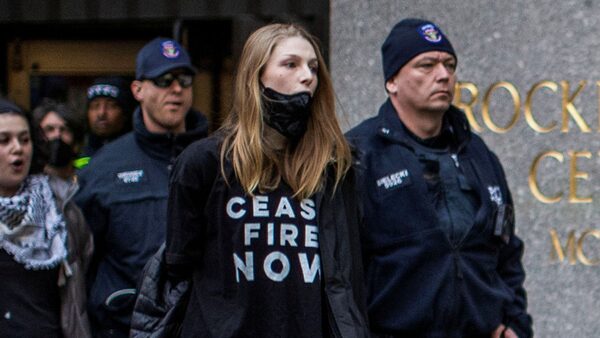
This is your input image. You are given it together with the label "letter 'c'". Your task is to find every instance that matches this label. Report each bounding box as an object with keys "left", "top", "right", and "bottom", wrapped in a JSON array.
[{"left": 227, "top": 196, "right": 246, "bottom": 219}]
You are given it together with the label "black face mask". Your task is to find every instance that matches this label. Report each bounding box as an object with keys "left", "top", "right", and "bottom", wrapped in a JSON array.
[
  {"left": 261, "top": 87, "right": 313, "bottom": 141},
  {"left": 47, "top": 138, "right": 76, "bottom": 168}
]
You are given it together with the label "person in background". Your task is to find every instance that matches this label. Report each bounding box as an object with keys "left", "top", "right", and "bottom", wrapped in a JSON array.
[
  {"left": 75, "top": 37, "right": 208, "bottom": 338},
  {"left": 153, "top": 23, "right": 368, "bottom": 337},
  {"left": 76, "top": 77, "right": 134, "bottom": 169},
  {"left": 0, "top": 98, "right": 92, "bottom": 338},
  {"left": 346, "top": 18, "right": 532, "bottom": 338},
  {"left": 33, "top": 98, "right": 85, "bottom": 180}
]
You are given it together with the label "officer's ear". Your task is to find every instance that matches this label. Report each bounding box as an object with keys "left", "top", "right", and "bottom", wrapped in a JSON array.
[
  {"left": 131, "top": 81, "right": 143, "bottom": 101},
  {"left": 385, "top": 75, "right": 398, "bottom": 94}
]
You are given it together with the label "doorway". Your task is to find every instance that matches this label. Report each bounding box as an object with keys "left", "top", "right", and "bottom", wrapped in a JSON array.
[{"left": 7, "top": 39, "right": 217, "bottom": 125}]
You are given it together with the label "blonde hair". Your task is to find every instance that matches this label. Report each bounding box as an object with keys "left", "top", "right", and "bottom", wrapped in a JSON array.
[{"left": 220, "top": 23, "right": 351, "bottom": 200}]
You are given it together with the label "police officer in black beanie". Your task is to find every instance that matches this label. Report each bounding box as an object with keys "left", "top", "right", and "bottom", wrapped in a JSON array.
[
  {"left": 77, "top": 77, "right": 134, "bottom": 168},
  {"left": 347, "top": 18, "right": 533, "bottom": 338}
]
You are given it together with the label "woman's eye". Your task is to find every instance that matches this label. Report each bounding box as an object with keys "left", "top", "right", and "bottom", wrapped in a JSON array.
[{"left": 285, "top": 62, "right": 296, "bottom": 68}]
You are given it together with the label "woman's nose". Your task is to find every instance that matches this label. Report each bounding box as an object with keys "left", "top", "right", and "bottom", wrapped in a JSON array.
[
  {"left": 300, "top": 65, "right": 315, "bottom": 87},
  {"left": 10, "top": 138, "right": 23, "bottom": 153}
]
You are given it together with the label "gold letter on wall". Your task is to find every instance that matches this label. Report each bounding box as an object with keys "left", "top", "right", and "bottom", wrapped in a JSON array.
[
  {"left": 453, "top": 82, "right": 482, "bottom": 132},
  {"left": 482, "top": 81, "right": 521, "bottom": 133},
  {"left": 529, "top": 151, "right": 564, "bottom": 203},
  {"left": 525, "top": 81, "right": 558, "bottom": 133},
  {"left": 576, "top": 230, "right": 600, "bottom": 266},
  {"left": 550, "top": 229, "right": 577, "bottom": 265},
  {"left": 561, "top": 81, "right": 591, "bottom": 133},
  {"left": 568, "top": 150, "right": 592, "bottom": 203}
]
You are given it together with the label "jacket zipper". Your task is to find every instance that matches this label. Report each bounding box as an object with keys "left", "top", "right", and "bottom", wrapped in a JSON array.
[{"left": 448, "top": 250, "right": 463, "bottom": 334}]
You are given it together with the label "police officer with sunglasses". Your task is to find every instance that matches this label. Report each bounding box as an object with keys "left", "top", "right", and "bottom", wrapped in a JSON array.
[{"left": 75, "top": 37, "right": 208, "bottom": 338}]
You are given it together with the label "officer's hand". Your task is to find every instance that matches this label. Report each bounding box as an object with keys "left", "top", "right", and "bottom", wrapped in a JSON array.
[{"left": 491, "top": 324, "right": 518, "bottom": 338}]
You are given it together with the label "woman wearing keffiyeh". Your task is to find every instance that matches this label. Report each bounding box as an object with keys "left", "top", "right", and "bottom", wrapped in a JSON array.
[{"left": 0, "top": 98, "right": 93, "bottom": 338}]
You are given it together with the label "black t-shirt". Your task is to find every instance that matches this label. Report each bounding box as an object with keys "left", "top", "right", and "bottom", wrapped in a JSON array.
[
  {"left": 225, "top": 185, "right": 323, "bottom": 338},
  {"left": 0, "top": 249, "right": 62, "bottom": 338}
]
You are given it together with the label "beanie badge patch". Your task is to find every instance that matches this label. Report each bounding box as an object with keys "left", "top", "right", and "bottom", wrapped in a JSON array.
[
  {"left": 161, "top": 41, "right": 180, "bottom": 59},
  {"left": 419, "top": 24, "right": 442, "bottom": 43},
  {"left": 87, "top": 84, "right": 119, "bottom": 99}
]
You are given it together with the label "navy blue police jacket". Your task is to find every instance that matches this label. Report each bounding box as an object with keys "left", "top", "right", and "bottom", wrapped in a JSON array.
[
  {"left": 75, "top": 107, "right": 208, "bottom": 334},
  {"left": 346, "top": 99, "right": 532, "bottom": 338}
]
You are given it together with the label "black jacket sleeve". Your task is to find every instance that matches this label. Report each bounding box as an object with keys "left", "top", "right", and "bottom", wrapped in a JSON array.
[
  {"left": 130, "top": 244, "right": 191, "bottom": 338},
  {"left": 165, "top": 140, "right": 219, "bottom": 281},
  {"left": 74, "top": 167, "right": 108, "bottom": 290}
]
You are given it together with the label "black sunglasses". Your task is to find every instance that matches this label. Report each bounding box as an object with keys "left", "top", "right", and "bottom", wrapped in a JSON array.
[{"left": 148, "top": 73, "right": 193, "bottom": 88}]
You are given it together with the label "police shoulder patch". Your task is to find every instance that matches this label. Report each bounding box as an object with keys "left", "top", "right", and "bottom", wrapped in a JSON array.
[{"left": 487, "top": 185, "right": 503, "bottom": 206}]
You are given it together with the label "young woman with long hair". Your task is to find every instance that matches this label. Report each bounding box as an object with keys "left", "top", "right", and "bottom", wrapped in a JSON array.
[{"left": 162, "top": 23, "right": 368, "bottom": 337}]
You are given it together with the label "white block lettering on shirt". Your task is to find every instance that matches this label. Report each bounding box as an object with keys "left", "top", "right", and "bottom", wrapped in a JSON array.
[
  {"left": 264, "top": 251, "right": 290, "bottom": 282},
  {"left": 253, "top": 195, "right": 269, "bottom": 217},
  {"left": 244, "top": 223, "right": 261, "bottom": 245},
  {"left": 299, "top": 253, "right": 321, "bottom": 283},
  {"left": 300, "top": 199, "right": 316, "bottom": 220},
  {"left": 234, "top": 252, "right": 255, "bottom": 282},
  {"left": 280, "top": 223, "right": 299, "bottom": 247},
  {"left": 226, "top": 196, "right": 246, "bottom": 219},
  {"left": 275, "top": 197, "right": 295, "bottom": 218}
]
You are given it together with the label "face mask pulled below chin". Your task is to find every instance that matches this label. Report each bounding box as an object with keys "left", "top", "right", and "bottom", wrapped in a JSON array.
[
  {"left": 48, "top": 138, "right": 76, "bottom": 168},
  {"left": 261, "top": 87, "right": 313, "bottom": 141}
]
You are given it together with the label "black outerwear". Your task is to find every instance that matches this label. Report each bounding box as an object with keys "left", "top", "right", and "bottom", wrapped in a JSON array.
[
  {"left": 75, "top": 107, "right": 208, "bottom": 337},
  {"left": 346, "top": 100, "right": 533, "bottom": 338},
  {"left": 80, "top": 132, "right": 118, "bottom": 158},
  {"left": 77, "top": 124, "right": 132, "bottom": 170},
  {"left": 164, "top": 134, "right": 369, "bottom": 338},
  {"left": 130, "top": 243, "right": 190, "bottom": 338}
]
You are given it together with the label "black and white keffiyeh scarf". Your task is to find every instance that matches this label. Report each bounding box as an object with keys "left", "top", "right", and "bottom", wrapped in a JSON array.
[{"left": 0, "top": 174, "right": 67, "bottom": 270}]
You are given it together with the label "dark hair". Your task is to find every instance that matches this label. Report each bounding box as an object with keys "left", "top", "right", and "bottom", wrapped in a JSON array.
[
  {"left": 0, "top": 98, "right": 47, "bottom": 174},
  {"left": 32, "top": 98, "right": 86, "bottom": 145}
]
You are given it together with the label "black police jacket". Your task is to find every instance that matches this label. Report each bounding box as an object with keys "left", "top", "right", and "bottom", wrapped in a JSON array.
[
  {"left": 164, "top": 134, "right": 369, "bottom": 337},
  {"left": 75, "top": 107, "right": 208, "bottom": 334},
  {"left": 346, "top": 99, "right": 533, "bottom": 338}
]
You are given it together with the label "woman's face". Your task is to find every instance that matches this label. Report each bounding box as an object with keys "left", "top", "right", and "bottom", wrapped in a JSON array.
[
  {"left": 260, "top": 36, "right": 319, "bottom": 96},
  {"left": 0, "top": 114, "right": 33, "bottom": 196}
]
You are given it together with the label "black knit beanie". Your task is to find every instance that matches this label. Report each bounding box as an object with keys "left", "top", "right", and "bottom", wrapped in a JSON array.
[
  {"left": 87, "top": 77, "right": 134, "bottom": 113},
  {"left": 381, "top": 18, "right": 456, "bottom": 82},
  {"left": 0, "top": 98, "right": 22, "bottom": 114}
]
